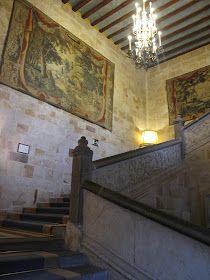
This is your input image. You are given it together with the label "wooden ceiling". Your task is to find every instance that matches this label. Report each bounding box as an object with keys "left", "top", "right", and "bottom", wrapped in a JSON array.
[{"left": 62, "top": 0, "right": 210, "bottom": 65}]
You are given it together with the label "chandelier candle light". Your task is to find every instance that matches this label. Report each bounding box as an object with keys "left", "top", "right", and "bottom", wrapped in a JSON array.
[{"left": 128, "top": 0, "right": 162, "bottom": 70}]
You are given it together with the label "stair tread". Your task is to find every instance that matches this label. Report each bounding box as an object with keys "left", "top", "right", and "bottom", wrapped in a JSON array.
[
  {"left": 27, "top": 207, "right": 69, "bottom": 210},
  {"left": 37, "top": 202, "right": 70, "bottom": 207},
  {"left": 70, "top": 264, "right": 108, "bottom": 275},
  {"left": 0, "top": 250, "right": 88, "bottom": 275},
  {"left": 0, "top": 268, "right": 81, "bottom": 279},
  {"left": 9, "top": 212, "right": 68, "bottom": 218},
  {"left": 3, "top": 219, "right": 61, "bottom": 225}
]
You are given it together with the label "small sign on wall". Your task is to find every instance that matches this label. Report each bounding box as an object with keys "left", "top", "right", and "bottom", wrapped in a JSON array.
[{"left": 17, "top": 143, "right": 30, "bottom": 154}]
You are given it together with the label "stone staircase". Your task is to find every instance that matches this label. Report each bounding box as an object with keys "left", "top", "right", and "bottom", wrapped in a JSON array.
[
  {"left": 0, "top": 196, "right": 70, "bottom": 236},
  {"left": 0, "top": 248, "right": 108, "bottom": 279},
  {"left": 0, "top": 195, "right": 108, "bottom": 279}
]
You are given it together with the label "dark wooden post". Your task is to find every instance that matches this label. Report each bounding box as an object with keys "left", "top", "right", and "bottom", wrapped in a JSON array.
[
  {"left": 66, "top": 136, "right": 93, "bottom": 251},
  {"left": 174, "top": 114, "right": 185, "bottom": 158}
]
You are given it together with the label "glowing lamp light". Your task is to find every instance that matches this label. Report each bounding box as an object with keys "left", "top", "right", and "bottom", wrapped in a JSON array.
[{"left": 142, "top": 130, "right": 158, "bottom": 145}]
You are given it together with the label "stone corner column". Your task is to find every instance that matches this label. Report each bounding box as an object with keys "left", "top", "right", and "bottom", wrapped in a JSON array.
[
  {"left": 65, "top": 136, "right": 93, "bottom": 251},
  {"left": 174, "top": 114, "right": 185, "bottom": 158}
]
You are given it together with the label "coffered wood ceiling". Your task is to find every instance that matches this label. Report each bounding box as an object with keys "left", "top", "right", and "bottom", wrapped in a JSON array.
[{"left": 62, "top": 0, "right": 210, "bottom": 65}]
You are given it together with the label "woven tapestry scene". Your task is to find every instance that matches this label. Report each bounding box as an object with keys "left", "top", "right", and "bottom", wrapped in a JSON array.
[
  {"left": 0, "top": 0, "right": 114, "bottom": 130},
  {"left": 166, "top": 65, "right": 210, "bottom": 125}
]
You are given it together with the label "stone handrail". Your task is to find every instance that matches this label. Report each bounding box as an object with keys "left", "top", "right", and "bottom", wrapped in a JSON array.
[
  {"left": 183, "top": 112, "right": 210, "bottom": 155},
  {"left": 82, "top": 181, "right": 210, "bottom": 280},
  {"left": 92, "top": 139, "right": 182, "bottom": 192},
  {"left": 123, "top": 163, "right": 185, "bottom": 200},
  {"left": 184, "top": 111, "right": 210, "bottom": 130},
  {"left": 94, "top": 139, "right": 181, "bottom": 169},
  {"left": 83, "top": 180, "right": 210, "bottom": 245}
]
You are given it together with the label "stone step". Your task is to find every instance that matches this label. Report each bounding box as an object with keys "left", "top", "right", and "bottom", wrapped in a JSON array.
[
  {"left": 0, "top": 250, "right": 87, "bottom": 275},
  {"left": 0, "top": 250, "right": 108, "bottom": 280},
  {"left": 23, "top": 207, "right": 69, "bottom": 215},
  {"left": 0, "top": 219, "right": 66, "bottom": 235},
  {"left": 0, "top": 267, "right": 108, "bottom": 280},
  {"left": 49, "top": 197, "right": 70, "bottom": 203},
  {"left": 71, "top": 264, "right": 109, "bottom": 280},
  {"left": 37, "top": 202, "right": 70, "bottom": 208},
  {"left": 5, "top": 212, "right": 69, "bottom": 224},
  {"left": 0, "top": 237, "right": 65, "bottom": 252},
  {"left": 0, "top": 268, "right": 81, "bottom": 279}
]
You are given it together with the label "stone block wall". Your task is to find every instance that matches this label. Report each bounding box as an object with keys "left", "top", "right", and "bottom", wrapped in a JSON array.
[
  {"left": 146, "top": 44, "right": 210, "bottom": 142},
  {"left": 0, "top": 0, "right": 146, "bottom": 210}
]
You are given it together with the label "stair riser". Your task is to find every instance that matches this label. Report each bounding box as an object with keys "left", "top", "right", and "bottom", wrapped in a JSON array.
[
  {"left": 0, "top": 269, "right": 81, "bottom": 280},
  {"left": 6, "top": 213, "right": 69, "bottom": 224},
  {"left": 0, "top": 256, "right": 46, "bottom": 275},
  {"left": 23, "top": 208, "right": 69, "bottom": 215},
  {"left": 1, "top": 220, "right": 43, "bottom": 233},
  {"left": 0, "top": 239, "right": 65, "bottom": 252},
  {"left": 49, "top": 198, "right": 70, "bottom": 203},
  {"left": 0, "top": 253, "right": 87, "bottom": 275},
  {"left": 37, "top": 203, "right": 70, "bottom": 208},
  {"left": 1, "top": 220, "right": 66, "bottom": 236},
  {"left": 81, "top": 271, "right": 109, "bottom": 280}
]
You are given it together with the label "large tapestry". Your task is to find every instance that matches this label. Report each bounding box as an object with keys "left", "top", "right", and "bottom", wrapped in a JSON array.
[
  {"left": 166, "top": 65, "right": 210, "bottom": 125},
  {"left": 0, "top": 0, "right": 114, "bottom": 130}
]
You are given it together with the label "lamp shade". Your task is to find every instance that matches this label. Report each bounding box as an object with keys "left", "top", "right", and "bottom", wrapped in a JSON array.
[{"left": 142, "top": 130, "right": 158, "bottom": 144}]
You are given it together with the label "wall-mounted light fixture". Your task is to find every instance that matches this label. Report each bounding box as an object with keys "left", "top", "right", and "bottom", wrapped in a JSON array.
[{"left": 142, "top": 130, "right": 158, "bottom": 145}]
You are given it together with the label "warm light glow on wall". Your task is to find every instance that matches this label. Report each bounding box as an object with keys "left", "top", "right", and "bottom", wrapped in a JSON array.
[{"left": 142, "top": 130, "right": 158, "bottom": 144}]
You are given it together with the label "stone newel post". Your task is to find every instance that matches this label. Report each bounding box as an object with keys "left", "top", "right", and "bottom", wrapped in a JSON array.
[
  {"left": 69, "top": 136, "right": 93, "bottom": 224},
  {"left": 174, "top": 114, "right": 185, "bottom": 157},
  {"left": 66, "top": 136, "right": 93, "bottom": 251}
]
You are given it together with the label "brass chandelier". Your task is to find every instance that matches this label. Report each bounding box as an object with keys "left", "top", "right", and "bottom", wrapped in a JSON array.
[{"left": 127, "top": 0, "right": 162, "bottom": 70}]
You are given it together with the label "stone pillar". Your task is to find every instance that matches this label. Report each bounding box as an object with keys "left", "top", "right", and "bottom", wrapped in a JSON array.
[
  {"left": 174, "top": 114, "right": 185, "bottom": 158},
  {"left": 66, "top": 136, "right": 93, "bottom": 251}
]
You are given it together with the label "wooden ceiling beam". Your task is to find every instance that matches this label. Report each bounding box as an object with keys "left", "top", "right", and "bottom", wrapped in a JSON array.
[
  {"left": 159, "top": 41, "right": 210, "bottom": 64},
  {"left": 122, "top": 36, "right": 210, "bottom": 67},
  {"left": 157, "top": 0, "right": 199, "bottom": 24},
  {"left": 62, "top": 0, "right": 69, "bottom": 4},
  {"left": 163, "top": 15, "right": 210, "bottom": 40},
  {"left": 118, "top": 14, "right": 210, "bottom": 48},
  {"left": 99, "top": 0, "right": 185, "bottom": 33},
  {"left": 107, "top": 23, "right": 132, "bottom": 39},
  {"left": 163, "top": 25, "right": 210, "bottom": 49},
  {"left": 82, "top": 0, "right": 113, "bottom": 19},
  {"left": 155, "top": 0, "right": 179, "bottom": 13},
  {"left": 99, "top": 10, "right": 134, "bottom": 32},
  {"left": 72, "top": 0, "right": 92, "bottom": 12},
  {"left": 163, "top": 33, "right": 210, "bottom": 56},
  {"left": 109, "top": 3, "right": 209, "bottom": 40},
  {"left": 91, "top": 0, "right": 135, "bottom": 26},
  {"left": 122, "top": 31, "right": 210, "bottom": 55},
  {"left": 158, "top": 4, "right": 210, "bottom": 31}
]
